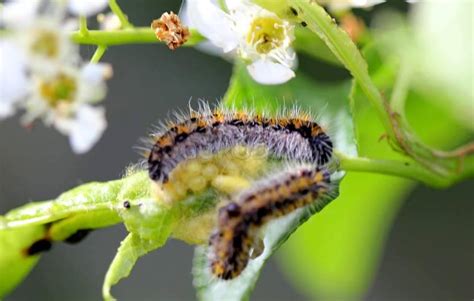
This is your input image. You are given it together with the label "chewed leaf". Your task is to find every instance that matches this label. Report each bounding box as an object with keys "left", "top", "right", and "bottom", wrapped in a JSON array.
[
  {"left": 192, "top": 185, "right": 340, "bottom": 301},
  {"left": 0, "top": 172, "right": 149, "bottom": 231},
  {"left": 0, "top": 225, "right": 45, "bottom": 298},
  {"left": 0, "top": 171, "right": 149, "bottom": 297}
]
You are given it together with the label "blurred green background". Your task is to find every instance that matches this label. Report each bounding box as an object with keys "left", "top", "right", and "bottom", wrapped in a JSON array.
[{"left": 0, "top": 0, "right": 472, "bottom": 300}]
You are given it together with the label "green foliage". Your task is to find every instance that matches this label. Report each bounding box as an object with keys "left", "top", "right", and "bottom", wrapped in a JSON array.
[
  {"left": 0, "top": 225, "right": 44, "bottom": 297},
  {"left": 277, "top": 33, "right": 473, "bottom": 301},
  {"left": 1, "top": 1, "right": 472, "bottom": 300},
  {"left": 0, "top": 173, "right": 143, "bottom": 299}
]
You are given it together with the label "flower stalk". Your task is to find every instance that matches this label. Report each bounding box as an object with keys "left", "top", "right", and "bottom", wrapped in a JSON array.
[
  {"left": 70, "top": 27, "right": 204, "bottom": 46},
  {"left": 79, "top": 17, "right": 89, "bottom": 36},
  {"left": 335, "top": 151, "right": 474, "bottom": 188},
  {"left": 90, "top": 45, "right": 108, "bottom": 63}
]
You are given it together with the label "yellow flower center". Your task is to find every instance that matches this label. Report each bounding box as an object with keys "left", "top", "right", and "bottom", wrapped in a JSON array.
[
  {"left": 31, "top": 30, "right": 59, "bottom": 58},
  {"left": 247, "top": 16, "right": 285, "bottom": 54},
  {"left": 39, "top": 73, "right": 77, "bottom": 107}
]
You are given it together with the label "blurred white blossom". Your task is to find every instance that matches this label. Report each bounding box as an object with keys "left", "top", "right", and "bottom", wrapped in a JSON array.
[
  {"left": 58, "top": 105, "right": 107, "bottom": 154},
  {"left": 21, "top": 20, "right": 79, "bottom": 76},
  {"left": 0, "top": 0, "right": 42, "bottom": 28},
  {"left": 97, "top": 13, "right": 122, "bottom": 30},
  {"left": 185, "top": 0, "right": 296, "bottom": 85},
  {"left": 22, "top": 63, "right": 110, "bottom": 153},
  {"left": 0, "top": 40, "right": 29, "bottom": 118},
  {"left": 68, "top": 0, "right": 108, "bottom": 17},
  {"left": 317, "top": 0, "right": 385, "bottom": 11},
  {"left": 0, "top": 0, "right": 112, "bottom": 153}
]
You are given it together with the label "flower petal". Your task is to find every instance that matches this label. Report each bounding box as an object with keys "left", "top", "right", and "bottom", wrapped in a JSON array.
[
  {"left": 0, "top": 40, "right": 29, "bottom": 118},
  {"left": 246, "top": 59, "right": 295, "bottom": 85},
  {"left": 326, "top": 0, "right": 386, "bottom": 11},
  {"left": 68, "top": 105, "right": 107, "bottom": 154},
  {"left": 77, "top": 63, "right": 111, "bottom": 104},
  {"left": 186, "top": 0, "right": 238, "bottom": 52},
  {"left": 81, "top": 63, "right": 113, "bottom": 84},
  {"left": 68, "top": 0, "right": 108, "bottom": 17},
  {"left": 0, "top": 0, "right": 41, "bottom": 28}
]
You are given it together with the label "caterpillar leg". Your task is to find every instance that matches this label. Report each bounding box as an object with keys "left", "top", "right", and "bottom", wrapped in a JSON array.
[{"left": 209, "top": 165, "right": 331, "bottom": 280}]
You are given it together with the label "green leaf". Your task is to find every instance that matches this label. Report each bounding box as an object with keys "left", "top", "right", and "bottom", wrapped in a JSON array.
[
  {"left": 277, "top": 41, "right": 473, "bottom": 300},
  {"left": 192, "top": 62, "right": 355, "bottom": 301},
  {"left": 0, "top": 171, "right": 149, "bottom": 297},
  {"left": 0, "top": 225, "right": 45, "bottom": 298}
]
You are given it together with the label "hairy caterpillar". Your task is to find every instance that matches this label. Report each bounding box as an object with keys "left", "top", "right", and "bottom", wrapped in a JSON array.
[
  {"left": 10, "top": 103, "right": 335, "bottom": 301},
  {"left": 209, "top": 164, "right": 331, "bottom": 279},
  {"left": 147, "top": 103, "right": 333, "bottom": 183},
  {"left": 147, "top": 103, "right": 334, "bottom": 280}
]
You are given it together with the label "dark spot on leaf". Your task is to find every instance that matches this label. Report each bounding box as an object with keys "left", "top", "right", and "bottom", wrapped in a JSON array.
[
  {"left": 65, "top": 229, "right": 92, "bottom": 244},
  {"left": 25, "top": 239, "right": 52, "bottom": 256}
]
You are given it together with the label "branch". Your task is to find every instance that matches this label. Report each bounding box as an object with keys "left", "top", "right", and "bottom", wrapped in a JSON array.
[
  {"left": 90, "top": 45, "right": 108, "bottom": 63},
  {"left": 79, "top": 16, "right": 89, "bottom": 36},
  {"left": 335, "top": 151, "right": 473, "bottom": 188},
  {"left": 70, "top": 27, "right": 204, "bottom": 46}
]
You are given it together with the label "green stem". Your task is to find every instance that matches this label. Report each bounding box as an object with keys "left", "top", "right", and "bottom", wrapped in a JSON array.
[
  {"left": 335, "top": 151, "right": 472, "bottom": 188},
  {"left": 70, "top": 28, "right": 204, "bottom": 46},
  {"left": 390, "top": 61, "right": 411, "bottom": 118},
  {"left": 79, "top": 16, "right": 89, "bottom": 36},
  {"left": 108, "top": 0, "right": 133, "bottom": 29},
  {"left": 289, "top": 0, "right": 396, "bottom": 140},
  {"left": 90, "top": 45, "right": 108, "bottom": 63},
  {"left": 288, "top": 0, "right": 474, "bottom": 176}
]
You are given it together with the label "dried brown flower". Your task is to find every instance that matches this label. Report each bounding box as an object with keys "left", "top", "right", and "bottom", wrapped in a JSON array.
[{"left": 151, "top": 11, "right": 190, "bottom": 50}]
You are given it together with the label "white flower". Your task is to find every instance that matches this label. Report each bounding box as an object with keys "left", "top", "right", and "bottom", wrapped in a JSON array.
[
  {"left": 186, "top": 0, "right": 296, "bottom": 85},
  {"left": 58, "top": 105, "right": 107, "bottom": 154},
  {"left": 1, "top": 1, "right": 80, "bottom": 77},
  {"left": 68, "top": 0, "right": 108, "bottom": 17},
  {"left": 97, "top": 13, "right": 122, "bottom": 30},
  {"left": 1, "top": 1, "right": 111, "bottom": 153},
  {"left": 0, "top": 0, "right": 42, "bottom": 29},
  {"left": 23, "top": 21, "right": 79, "bottom": 76},
  {"left": 317, "top": 0, "right": 386, "bottom": 11},
  {"left": 0, "top": 40, "right": 30, "bottom": 118},
  {"left": 23, "top": 63, "right": 111, "bottom": 153},
  {"left": 2, "top": 0, "right": 78, "bottom": 75}
]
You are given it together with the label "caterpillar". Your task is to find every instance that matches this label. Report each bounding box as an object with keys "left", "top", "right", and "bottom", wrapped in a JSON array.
[
  {"left": 209, "top": 164, "right": 332, "bottom": 279},
  {"left": 22, "top": 103, "right": 334, "bottom": 283},
  {"left": 146, "top": 103, "right": 334, "bottom": 280},
  {"left": 147, "top": 103, "right": 333, "bottom": 183}
]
